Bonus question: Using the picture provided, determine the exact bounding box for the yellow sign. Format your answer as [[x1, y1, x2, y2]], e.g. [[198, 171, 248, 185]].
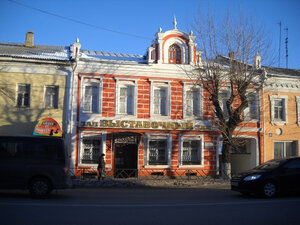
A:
[[81, 120, 209, 131]]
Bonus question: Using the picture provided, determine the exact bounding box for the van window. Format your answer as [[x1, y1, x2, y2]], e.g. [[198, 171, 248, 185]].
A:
[[0, 138, 64, 160]]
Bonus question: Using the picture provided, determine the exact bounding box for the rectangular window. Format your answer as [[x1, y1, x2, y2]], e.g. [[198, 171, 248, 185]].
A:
[[274, 99, 284, 120], [219, 90, 229, 118], [149, 140, 167, 165], [45, 86, 58, 108], [83, 85, 98, 113], [296, 97, 300, 125], [81, 138, 101, 164], [244, 93, 259, 120], [274, 141, 298, 158], [153, 88, 167, 116], [16, 84, 30, 107], [182, 140, 201, 165], [185, 89, 201, 117], [119, 86, 134, 115]]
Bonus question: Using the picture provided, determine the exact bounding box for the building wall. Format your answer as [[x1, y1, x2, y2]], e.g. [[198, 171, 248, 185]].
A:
[[72, 70, 262, 176], [0, 72, 66, 136], [264, 90, 300, 161]]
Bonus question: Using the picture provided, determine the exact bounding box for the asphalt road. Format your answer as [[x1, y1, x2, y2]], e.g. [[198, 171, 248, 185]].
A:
[[0, 187, 299, 225]]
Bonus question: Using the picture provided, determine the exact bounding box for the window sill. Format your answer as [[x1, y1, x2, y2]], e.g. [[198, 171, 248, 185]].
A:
[[144, 165, 170, 169], [150, 115, 171, 120], [184, 116, 203, 120], [178, 165, 204, 168], [271, 120, 287, 126]]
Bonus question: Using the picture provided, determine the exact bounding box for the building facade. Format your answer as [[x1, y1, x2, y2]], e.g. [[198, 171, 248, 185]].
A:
[[0, 32, 70, 137], [263, 68, 300, 162], [67, 24, 263, 177]]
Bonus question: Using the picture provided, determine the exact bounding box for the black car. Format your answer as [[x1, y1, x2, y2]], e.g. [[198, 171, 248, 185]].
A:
[[231, 157, 300, 197], [0, 136, 72, 198]]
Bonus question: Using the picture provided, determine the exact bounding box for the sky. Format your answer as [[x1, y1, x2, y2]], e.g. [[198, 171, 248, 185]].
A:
[[0, 0, 299, 69]]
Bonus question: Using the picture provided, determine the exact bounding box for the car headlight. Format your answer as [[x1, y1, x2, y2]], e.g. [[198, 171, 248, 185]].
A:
[[243, 174, 262, 181]]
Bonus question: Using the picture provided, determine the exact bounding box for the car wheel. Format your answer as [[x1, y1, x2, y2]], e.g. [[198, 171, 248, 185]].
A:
[[29, 178, 52, 198], [262, 181, 277, 198]]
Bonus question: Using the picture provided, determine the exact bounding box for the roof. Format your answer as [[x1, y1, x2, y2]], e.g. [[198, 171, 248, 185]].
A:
[[265, 67, 300, 78], [80, 49, 146, 64], [217, 55, 300, 78], [0, 42, 70, 61]]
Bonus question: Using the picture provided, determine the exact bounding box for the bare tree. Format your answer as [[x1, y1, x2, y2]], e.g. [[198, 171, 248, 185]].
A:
[[189, 10, 273, 179]]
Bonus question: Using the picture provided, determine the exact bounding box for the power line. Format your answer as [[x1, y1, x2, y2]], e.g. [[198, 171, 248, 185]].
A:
[[8, 0, 152, 41]]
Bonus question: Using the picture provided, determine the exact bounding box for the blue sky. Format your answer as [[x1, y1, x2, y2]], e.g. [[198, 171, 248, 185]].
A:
[[0, 0, 299, 69]]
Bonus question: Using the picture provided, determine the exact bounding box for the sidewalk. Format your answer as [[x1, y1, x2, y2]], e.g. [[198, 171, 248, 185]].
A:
[[72, 177, 231, 189]]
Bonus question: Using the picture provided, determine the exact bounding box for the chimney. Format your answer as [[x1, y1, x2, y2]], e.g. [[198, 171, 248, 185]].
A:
[[25, 31, 34, 47], [228, 52, 234, 59]]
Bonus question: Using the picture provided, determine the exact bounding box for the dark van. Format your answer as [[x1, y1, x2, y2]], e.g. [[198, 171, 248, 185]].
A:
[[0, 136, 72, 197]]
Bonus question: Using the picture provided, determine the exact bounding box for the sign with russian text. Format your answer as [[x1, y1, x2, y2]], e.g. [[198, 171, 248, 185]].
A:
[[33, 118, 62, 137], [81, 120, 211, 131]]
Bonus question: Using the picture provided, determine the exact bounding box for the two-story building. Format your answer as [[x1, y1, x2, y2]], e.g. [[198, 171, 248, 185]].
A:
[[264, 68, 300, 161], [67, 23, 263, 177], [0, 32, 70, 137]]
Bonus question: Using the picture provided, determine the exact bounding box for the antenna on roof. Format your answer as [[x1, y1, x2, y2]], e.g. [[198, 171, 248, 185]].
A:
[[278, 22, 281, 68], [285, 26, 289, 69]]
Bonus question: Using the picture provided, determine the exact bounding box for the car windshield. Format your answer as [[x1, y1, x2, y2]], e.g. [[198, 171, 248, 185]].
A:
[[254, 159, 287, 170]]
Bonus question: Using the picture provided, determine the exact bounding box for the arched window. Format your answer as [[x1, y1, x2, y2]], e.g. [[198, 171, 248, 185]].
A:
[[168, 44, 181, 64]]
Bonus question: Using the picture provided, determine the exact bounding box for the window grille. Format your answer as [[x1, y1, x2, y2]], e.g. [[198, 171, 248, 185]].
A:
[[81, 139, 101, 164], [149, 140, 167, 165], [182, 140, 201, 165]]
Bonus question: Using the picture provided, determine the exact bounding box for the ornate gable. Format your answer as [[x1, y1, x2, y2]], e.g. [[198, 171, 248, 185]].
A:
[[147, 17, 201, 66]]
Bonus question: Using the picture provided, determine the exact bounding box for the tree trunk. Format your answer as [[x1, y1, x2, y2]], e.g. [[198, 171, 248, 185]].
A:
[[221, 142, 232, 180]]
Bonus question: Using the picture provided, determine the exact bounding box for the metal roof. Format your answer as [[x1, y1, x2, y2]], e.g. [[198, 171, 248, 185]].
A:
[[0, 42, 70, 61]]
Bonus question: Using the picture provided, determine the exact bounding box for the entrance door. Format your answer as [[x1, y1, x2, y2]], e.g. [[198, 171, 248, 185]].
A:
[[114, 143, 138, 178]]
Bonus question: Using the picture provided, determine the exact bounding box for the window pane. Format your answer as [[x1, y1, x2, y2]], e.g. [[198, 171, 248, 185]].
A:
[[127, 86, 134, 114], [83, 85, 98, 113], [274, 99, 284, 120], [45, 86, 58, 108], [186, 91, 193, 116], [154, 89, 160, 114], [274, 142, 284, 158], [160, 89, 166, 115], [193, 90, 200, 116], [17, 84, 30, 107], [286, 141, 298, 157]]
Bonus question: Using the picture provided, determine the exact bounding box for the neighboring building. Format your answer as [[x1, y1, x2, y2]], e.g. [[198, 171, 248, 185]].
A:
[[0, 32, 70, 137], [263, 68, 300, 162], [67, 21, 263, 177]]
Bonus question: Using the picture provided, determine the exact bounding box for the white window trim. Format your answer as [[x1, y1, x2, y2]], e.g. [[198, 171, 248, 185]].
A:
[[183, 84, 203, 119], [178, 134, 204, 168], [296, 96, 300, 126], [115, 80, 137, 117], [15, 83, 30, 107], [78, 131, 106, 167], [44, 85, 59, 109], [150, 81, 170, 118], [80, 77, 102, 114], [144, 133, 172, 168], [269, 94, 288, 126], [244, 90, 259, 121]]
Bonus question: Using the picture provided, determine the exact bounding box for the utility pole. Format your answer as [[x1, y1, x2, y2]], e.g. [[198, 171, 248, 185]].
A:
[[285, 27, 288, 69]]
